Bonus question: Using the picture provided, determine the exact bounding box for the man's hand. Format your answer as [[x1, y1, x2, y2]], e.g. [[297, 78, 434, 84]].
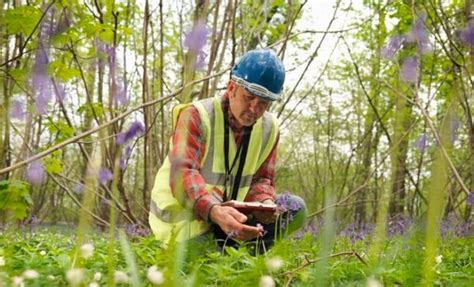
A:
[[209, 205, 263, 241]]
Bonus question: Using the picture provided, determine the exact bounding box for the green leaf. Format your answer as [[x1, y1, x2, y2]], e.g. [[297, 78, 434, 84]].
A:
[[44, 157, 64, 174], [46, 119, 75, 143], [77, 103, 104, 118], [0, 180, 31, 220], [4, 6, 41, 36], [48, 60, 81, 82]]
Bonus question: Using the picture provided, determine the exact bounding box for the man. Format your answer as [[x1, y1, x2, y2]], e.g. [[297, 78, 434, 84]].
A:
[[149, 49, 306, 250]]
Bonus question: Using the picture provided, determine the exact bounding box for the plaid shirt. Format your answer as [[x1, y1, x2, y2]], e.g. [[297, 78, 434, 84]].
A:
[[169, 93, 278, 222]]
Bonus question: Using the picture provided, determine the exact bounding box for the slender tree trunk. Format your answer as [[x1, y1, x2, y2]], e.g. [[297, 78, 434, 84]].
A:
[[142, 0, 153, 217], [465, 0, 474, 220], [0, 0, 7, 180]]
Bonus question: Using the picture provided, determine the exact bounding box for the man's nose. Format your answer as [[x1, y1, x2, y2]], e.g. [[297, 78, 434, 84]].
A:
[[248, 99, 259, 112]]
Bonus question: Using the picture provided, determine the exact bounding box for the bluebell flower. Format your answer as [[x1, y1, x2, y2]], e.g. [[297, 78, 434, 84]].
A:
[[467, 192, 474, 206], [400, 56, 419, 84], [381, 35, 405, 59], [450, 116, 460, 143], [74, 183, 85, 194], [414, 133, 428, 152], [183, 20, 209, 70], [9, 99, 26, 120], [183, 20, 208, 52], [26, 161, 45, 185], [407, 13, 431, 53], [114, 82, 129, 106], [460, 23, 474, 46], [98, 168, 113, 184], [116, 121, 145, 145]]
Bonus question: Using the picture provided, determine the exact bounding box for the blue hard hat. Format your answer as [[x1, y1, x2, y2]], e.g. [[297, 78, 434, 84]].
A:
[[231, 49, 285, 101]]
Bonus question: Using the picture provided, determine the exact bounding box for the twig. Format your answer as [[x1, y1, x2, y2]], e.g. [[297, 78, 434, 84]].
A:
[[0, 69, 229, 175], [281, 250, 368, 277]]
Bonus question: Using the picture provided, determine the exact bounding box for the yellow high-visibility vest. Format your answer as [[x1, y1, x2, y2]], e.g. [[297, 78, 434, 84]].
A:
[[148, 96, 278, 245]]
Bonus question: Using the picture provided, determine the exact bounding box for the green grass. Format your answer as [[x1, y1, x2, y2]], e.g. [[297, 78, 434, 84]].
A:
[[0, 226, 472, 286]]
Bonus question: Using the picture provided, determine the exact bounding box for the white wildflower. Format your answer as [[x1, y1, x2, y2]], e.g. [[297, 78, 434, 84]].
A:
[[40, 250, 46, 256], [266, 256, 284, 272], [114, 271, 130, 284], [93, 272, 102, 281], [259, 275, 275, 287], [147, 265, 165, 285], [22, 269, 39, 279], [80, 243, 94, 259], [12, 276, 24, 287], [367, 277, 383, 287], [435, 255, 443, 264], [66, 268, 85, 286], [88, 282, 100, 287], [0, 256, 5, 266]]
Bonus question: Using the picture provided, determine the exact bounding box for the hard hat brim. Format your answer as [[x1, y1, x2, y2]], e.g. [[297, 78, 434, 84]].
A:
[[231, 75, 281, 102]]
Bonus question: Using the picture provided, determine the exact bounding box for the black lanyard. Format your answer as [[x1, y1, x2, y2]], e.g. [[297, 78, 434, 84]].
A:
[[223, 107, 253, 201]]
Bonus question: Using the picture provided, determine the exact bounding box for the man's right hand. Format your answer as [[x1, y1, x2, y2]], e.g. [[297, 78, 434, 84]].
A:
[[209, 205, 263, 241]]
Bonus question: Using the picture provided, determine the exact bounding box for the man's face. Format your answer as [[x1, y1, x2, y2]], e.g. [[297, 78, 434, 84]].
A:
[[228, 81, 271, 128]]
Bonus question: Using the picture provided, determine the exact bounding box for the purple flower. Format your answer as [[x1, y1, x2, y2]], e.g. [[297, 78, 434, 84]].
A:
[[460, 24, 474, 46], [114, 82, 129, 106], [55, 83, 67, 104], [26, 161, 45, 185], [387, 216, 412, 237], [450, 116, 460, 143], [441, 212, 473, 238], [183, 20, 208, 52], [194, 50, 207, 70], [183, 20, 209, 70], [98, 168, 113, 184], [467, 193, 474, 206], [275, 193, 303, 228], [74, 183, 85, 194], [118, 159, 125, 170], [9, 99, 26, 120], [400, 56, 419, 84], [31, 215, 40, 225], [381, 35, 405, 59], [295, 222, 318, 240], [414, 133, 428, 151], [119, 146, 133, 170], [340, 222, 373, 242], [32, 44, 52, 115], [125, 224, 150, 237], [227, 230, 239, 238], [116, 121, 145, 145], [407, 13, 431, 53], [116, 132, 127, 145]]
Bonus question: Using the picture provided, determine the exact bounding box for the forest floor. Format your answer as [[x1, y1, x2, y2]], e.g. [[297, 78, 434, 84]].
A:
[[0, 222, 473, 286]]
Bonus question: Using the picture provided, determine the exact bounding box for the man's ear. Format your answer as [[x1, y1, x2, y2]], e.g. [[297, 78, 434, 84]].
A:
[[227, 80, 235, 92]]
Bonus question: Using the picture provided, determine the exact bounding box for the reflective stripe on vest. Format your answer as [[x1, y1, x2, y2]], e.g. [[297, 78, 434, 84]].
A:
[[148, 96, 278, 244]]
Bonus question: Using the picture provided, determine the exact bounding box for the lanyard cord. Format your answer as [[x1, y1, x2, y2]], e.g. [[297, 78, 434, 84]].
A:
[[223, 106, 253, 201]]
